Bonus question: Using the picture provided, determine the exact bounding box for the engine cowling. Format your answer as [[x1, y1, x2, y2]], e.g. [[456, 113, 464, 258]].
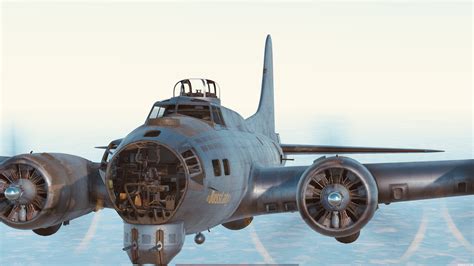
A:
[[296, 156, 378, 240], [0, 153, 102, 233]]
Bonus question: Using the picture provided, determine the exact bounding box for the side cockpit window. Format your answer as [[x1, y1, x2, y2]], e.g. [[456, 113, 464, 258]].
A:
[[211, 106, 225, 126]]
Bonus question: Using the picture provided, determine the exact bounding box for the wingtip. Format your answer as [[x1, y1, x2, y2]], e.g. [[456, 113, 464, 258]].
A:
[[426, 149, 444, 153], [94, 146, 108, 149]]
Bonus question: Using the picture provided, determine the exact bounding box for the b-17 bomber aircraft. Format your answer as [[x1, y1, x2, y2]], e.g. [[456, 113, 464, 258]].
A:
[[0, 35, 473, 265]]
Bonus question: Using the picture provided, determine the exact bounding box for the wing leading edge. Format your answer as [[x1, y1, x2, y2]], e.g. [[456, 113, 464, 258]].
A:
[[280, 144, 443, 154]]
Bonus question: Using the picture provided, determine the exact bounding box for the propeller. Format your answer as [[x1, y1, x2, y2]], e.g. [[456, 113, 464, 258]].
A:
[[0, 126, 46, 223], [75, 199, 104, 253], [75, 140, 118, 252], [0, 163, 47, 223]]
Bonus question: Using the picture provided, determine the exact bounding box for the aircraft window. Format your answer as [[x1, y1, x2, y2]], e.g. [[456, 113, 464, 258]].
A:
[[149, 105, 176, 119], [181, 149, 202, 176], [149, 106, 165, 119], [222, 159, 230, 175], [177, 105, 211, 121], [211, 106, 225, 126], [212, 159, 222, 176], [181, 150, 194, 158], [179, 80, 204, 97], [144, 130, 161, 137], [173, 79, 220, 98], [180, 80, 192, 96], [163, 105, 176, 116], [206, 80, 217, 98]]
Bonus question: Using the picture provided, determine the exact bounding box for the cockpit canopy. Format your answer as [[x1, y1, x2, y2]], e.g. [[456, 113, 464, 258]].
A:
[[173, 79, 220, 101], [147, 79, 225, 126], [148, 104, 225, 127], [148, 103, 225, 126]]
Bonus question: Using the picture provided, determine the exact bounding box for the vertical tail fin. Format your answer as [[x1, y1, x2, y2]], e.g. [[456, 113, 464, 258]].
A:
[[246, 35, 278, 142]]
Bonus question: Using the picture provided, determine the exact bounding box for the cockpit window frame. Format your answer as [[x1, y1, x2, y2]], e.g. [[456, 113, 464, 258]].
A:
[[148, 106, 165, 119], [173, 79, 221, 99], [176, 104, 212, 122], [147, 103, 176, 121], [147, 100, 226, 127], [210, 105, 226, 127]]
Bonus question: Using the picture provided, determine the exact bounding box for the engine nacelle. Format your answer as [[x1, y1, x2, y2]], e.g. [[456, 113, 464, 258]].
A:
[[0, 153, 102, 232], [297, 156, 378, 239]]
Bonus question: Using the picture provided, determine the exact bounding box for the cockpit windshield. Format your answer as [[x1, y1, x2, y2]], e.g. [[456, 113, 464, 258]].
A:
[[149, 106, 165, 118], [148, 103, 222, 124], [148, 104, 217, 124], [176, 105, 211, 121], [148, 105, 175, 119]]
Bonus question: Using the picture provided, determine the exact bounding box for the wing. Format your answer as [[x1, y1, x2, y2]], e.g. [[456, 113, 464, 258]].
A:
[[365, 159, 473, 203], [280, 144, 443, 154], [227, 157, 473, 241]]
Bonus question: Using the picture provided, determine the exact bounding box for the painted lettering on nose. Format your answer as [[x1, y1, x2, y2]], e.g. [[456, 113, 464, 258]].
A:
[[206, 190, 231, 204]]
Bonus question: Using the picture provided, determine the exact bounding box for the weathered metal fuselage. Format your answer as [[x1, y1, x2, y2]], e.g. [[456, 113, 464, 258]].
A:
[[105, 96, 282, 234]]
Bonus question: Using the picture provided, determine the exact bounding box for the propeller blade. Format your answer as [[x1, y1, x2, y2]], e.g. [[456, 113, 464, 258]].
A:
[[75, 199, 104, 253]]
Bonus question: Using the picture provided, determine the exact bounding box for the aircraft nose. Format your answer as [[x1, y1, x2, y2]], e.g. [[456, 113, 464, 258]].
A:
[[105, 140, 188, 224]]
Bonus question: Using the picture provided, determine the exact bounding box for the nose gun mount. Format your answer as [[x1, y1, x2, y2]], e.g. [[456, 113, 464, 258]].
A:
[[123, 222, 185, 265], [105, 141, 188, 225]]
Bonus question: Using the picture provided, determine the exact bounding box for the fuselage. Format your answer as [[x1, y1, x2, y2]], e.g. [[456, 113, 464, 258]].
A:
[[104, 95, 283, 234]]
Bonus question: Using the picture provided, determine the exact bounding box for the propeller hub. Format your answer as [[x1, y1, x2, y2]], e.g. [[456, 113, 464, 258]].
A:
[[4, 186, 22, 201], [327, 191, 343, 207], [2, 178, 37, 204], [320, 184, 350, 211]]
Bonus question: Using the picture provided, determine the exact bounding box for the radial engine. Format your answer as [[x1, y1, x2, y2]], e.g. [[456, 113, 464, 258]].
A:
[[297, 156, 378, 243], [0, 153, 105, 236]]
